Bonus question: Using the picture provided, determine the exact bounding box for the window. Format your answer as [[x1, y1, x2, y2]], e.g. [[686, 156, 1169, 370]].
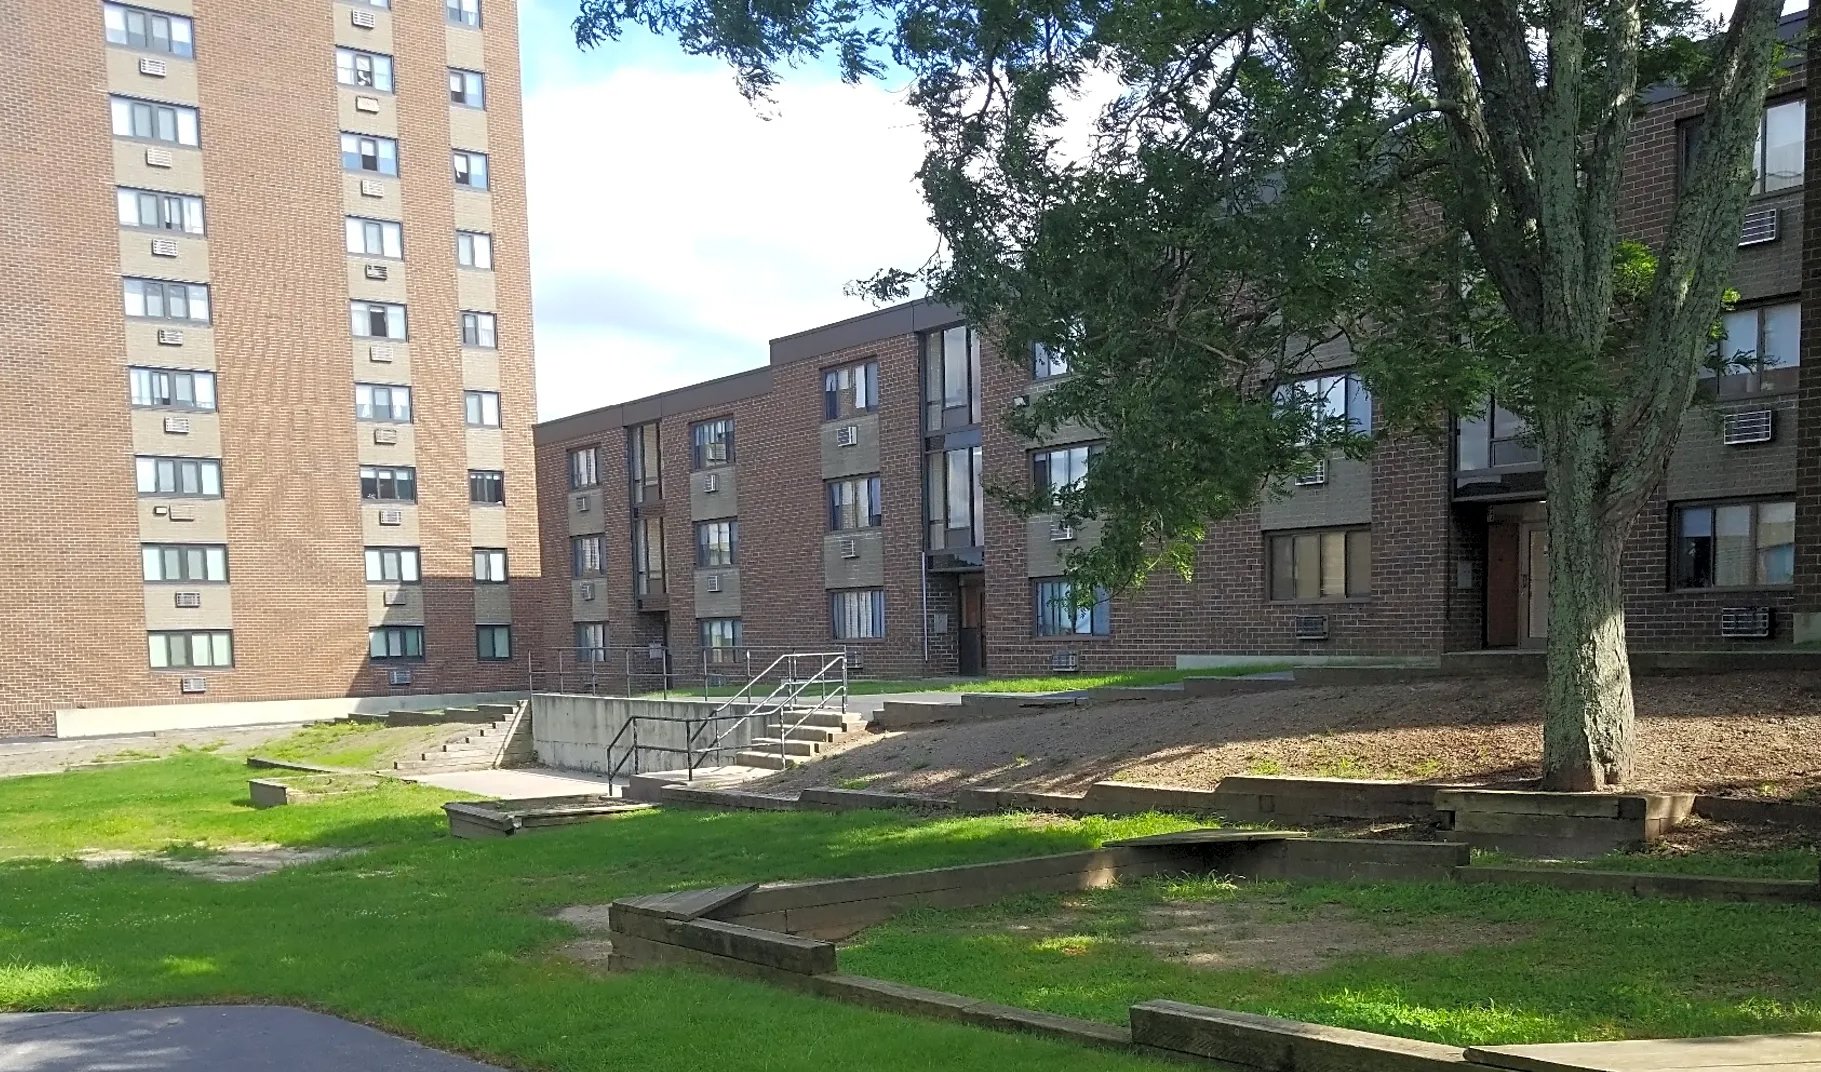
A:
[[141, 544, 227, 583], [1032, 443, 1103, 497], [468, 469, 505, 504], [369, 625, 424, 660], [575, 622, 607, 662], [629, 423, 661, 503], [461, 311, 497, 348], [117, 188, 203, 234], [923, 324, 982, 431], [110, 96, 199, 146], [1711, 301, 1800, 396], [360, 464, 417, 502], [1675, 500, 1794, 589], [363, 546, 420, 583], [129, 367, 215, 410], [926, 445, 984, 550], [568, 446, 600, 489], [446, 0, 481, 27], [341, 132, 398, 176], [1275, 371, 1373, 436], [345, 217, 403, 259], [1455, 400, 1538, 471], [453, 149, 489, 189], [571, 535, 604, 577], [335, 48, 394, 92], [830, 589, 885, 640], [1268, 528, 1372, 601], [695, 520, 737, 567], [476, 625, 511, 660], [472, 547, 508, 583], [104, 3, 194, 57], [456, 230, 493, 269], [827, 475, 883, 531], [691, 417, 733, 468], [123, 278, 209, 323], [1033, 341, 1070, 379], [355, 383, 412, 422], [1683, 98, 1806, 195], [634, 517, 666, 596], [700, 618, 742, 665], [351, 301, 407, 339], [464, 390, 501, 427], [135, 456, 221, 497], [822, 360, 879, 419], [449, 68, 486, 107], [1033, 578, 1110, 636], [149, 630, 232, 669]]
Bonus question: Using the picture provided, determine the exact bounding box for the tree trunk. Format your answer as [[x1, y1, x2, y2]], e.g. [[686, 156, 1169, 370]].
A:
[[1539, 427, 1636, 791]]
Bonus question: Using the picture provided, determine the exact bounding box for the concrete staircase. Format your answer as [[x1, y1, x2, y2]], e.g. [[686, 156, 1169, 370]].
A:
[[735, 707, 870, 770], [391, 702, 533, 774]]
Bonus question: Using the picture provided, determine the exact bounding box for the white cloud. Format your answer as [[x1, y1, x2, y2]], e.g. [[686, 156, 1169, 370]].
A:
[[524, 67, 936, 420]]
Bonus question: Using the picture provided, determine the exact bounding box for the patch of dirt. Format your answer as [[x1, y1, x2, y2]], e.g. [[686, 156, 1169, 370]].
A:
[[0, 725, 303, 779], [553, 904, 615, 932], [770, 672, 1821, 800], [77, 843, 355, 882], [1624, 816, 1821, 862], [1132, 900, 1532, 974]]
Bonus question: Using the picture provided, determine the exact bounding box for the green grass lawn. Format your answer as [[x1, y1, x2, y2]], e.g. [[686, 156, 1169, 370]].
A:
[[655, 664, 1290, 700], [843, 875, 1821, 1045], [253, 720, 463, 771]]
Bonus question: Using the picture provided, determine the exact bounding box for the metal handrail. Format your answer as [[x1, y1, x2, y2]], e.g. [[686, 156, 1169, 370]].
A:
[[698, 651, 848, 771]]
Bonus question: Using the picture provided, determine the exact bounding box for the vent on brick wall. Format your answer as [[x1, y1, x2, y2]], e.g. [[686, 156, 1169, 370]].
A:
[[359, 178, 384, 198], [388, 668, 413, 686], [156, 328, 184, 346], [150, 238, 179, 258], [702, 472, 719, 493], [1294, 615, 1330, 641], [705, 573, 723, 593], [372, 427, 397, 445], [706, 442, 728, 463], [1049, 522, 1075, 542], [350, 7, 377, 27], [145, 147, 173, 168], [580, 580, 596, 601], [172, 591, 201, 609], [835, 425, 858, 447], [364, 263, 388, 281], [1720, 606, 1771, 639], [846, 647, 865, 671], [378, 508, 403, 526], [575, 494, 591, 513], [1050, 650, 1080, 673], [382, 589, 408, 607], [367, 344, 393, 363], [1295, 460, 1328, 487], [180, 676, 207, 694], [355, 95, 381, 113], [1721, 408, 1774, 446], [1739, 208, 1779, 247], [162, 415, 190, 435], [138, 57, 167, 77], [839, 537, 858, 559]]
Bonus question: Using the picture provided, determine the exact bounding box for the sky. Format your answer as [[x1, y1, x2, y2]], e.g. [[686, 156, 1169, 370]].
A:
[[520, 0, 1806, 421]]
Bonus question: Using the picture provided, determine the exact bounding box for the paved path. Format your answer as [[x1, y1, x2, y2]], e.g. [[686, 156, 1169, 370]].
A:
[[0, 1006, 506, 1071], [1467, 1032, 1821, 1071], [408, 765, 622, 798]]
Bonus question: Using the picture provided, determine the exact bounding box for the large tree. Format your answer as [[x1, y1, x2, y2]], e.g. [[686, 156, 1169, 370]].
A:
[[576, 0, 1791, 790]]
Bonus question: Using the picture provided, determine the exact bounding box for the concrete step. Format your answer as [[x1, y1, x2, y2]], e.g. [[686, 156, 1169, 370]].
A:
[[767, 725, 840, 745], [748, 737, 819, 758], [476, 703, 518, 716], [427, 746, 498, 760], [733, 750, 805, 770], [790, 710, 867, 731], [392, 758, 495, 772]]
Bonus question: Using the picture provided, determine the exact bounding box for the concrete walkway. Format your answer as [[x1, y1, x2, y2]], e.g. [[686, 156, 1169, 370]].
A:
[[407, 765, 622, 798], [0, 1006, 505, 1071]]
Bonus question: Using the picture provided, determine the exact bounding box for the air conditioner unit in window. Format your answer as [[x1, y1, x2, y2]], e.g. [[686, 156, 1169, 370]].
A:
[[378, 508, 403, 526], [355, 95, 381, 113], [163, 416, 191, 435], [839, 537, 858, 559], [359, 178, 384, 198], [180, 676, 207, 694], [1739, 208, 1779, 247], [1721, 408, 1774, 446], [364, 263, 388, 280], [845, 647, 865, 671], [144, 148, 173, 168], [388, 668, 413, 686], [350, 8, 377, 27], [156, 328, 184, 346], [138, 57, 167, 77], [706, 442, 728, 463], [367, 344, 393, 363], [172, 591, 202, 608], [705, 573, 723, 593], [382, 589, 408, 607], [702, 473, 719, 493], [1294, 615, 1330, 641], [372, 427, 398, 445], [1295, 460, 1328, 487], [150, 238, 179, 258], [1049, 522, 1075, 542], [580, 581, 596, 601], [1719, 606, 1772, 639], [167, 504, 196, 522], [575, 494, 591, 513], [1050, 651, 1080, 673], [835, 425, 859, 447]]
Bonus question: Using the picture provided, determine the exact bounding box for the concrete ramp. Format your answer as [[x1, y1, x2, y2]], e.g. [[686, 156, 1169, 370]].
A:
[[1466, 1033, 1821, 1071]]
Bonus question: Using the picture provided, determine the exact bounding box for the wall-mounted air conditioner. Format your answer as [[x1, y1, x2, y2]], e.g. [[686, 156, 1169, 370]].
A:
[[1721, 409, 1774, 446], [705, 573, 723, 593], [372, 427, 398, 445], [1294, 615, 1329, 641], [163, 416, 191, 435], [1719, 607, 1771, 639], [139, 58, 167, 77], [364, 263, 388, 280], [1739, 208, 1779, 247], [835, 425, 858, 447], [1050, 651, 1079, 672], [172, 591, 201, 608], [1295, 460, 1328, 487], [839, 537, 858, 559], [156, 328, 184, 346], [150, 238, 179, 258], [378, 508, 403, 526]]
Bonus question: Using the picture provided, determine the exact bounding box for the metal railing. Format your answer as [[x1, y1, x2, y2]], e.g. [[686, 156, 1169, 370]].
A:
[[694, 651, 848, 773], [526, 645, 673, 698]]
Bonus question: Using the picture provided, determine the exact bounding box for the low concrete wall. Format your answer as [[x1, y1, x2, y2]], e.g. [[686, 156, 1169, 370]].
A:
[[55, 690, 527, 738], [1695, 795, 1821, 832], [1436, 789, 1694, 857], [1458, 865, 1821, 904], [531, 693, 761, 775], [1131, 1000, 1488, 1070]]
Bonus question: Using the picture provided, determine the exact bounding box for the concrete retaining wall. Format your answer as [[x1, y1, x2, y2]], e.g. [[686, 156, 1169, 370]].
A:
[[1436, 789, 1694, 857], [55, 690, 528, 738], [531, 693, 761, 775]]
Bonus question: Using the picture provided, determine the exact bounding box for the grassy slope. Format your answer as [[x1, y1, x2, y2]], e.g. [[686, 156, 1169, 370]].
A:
[[254, 721, 463, 771], [0, 754, 1190, 1072], [843, 876, 1821, 1045]]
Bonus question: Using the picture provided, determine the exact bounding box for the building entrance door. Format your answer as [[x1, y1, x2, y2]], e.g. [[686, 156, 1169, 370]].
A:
[[1520, 521, 1549, 644], [957, 576, 985, 677]]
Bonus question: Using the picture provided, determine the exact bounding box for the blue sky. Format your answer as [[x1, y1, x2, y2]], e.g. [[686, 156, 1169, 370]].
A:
[[515, 0, 934, 419]]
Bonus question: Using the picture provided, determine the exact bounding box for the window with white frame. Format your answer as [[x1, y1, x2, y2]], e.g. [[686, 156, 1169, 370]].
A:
[[448, 68, 486, 107], [830, 589, 885, 640], [335, 47, 394, 92], [463, 390, 501, 427], [117, 188, 203, 234], [355, 383, 412, 422], [104, 3, 194, 57], [141, 544, 227, 583], [460, 311, 496, 348], [110, 96, 199, 146], [345, 217, 403, 259], [472, 547, 507, 583], [129, 367, 215, 410], [456, 230, 493, 269], [124, 278, 209, 323], [1033, 578, 1110, 636], [149, 630, 232, 669], [363, 546, 420, 583], [340, 132, 398, 176], [351, 301, 407, 339], [135, 455, 221, 497]]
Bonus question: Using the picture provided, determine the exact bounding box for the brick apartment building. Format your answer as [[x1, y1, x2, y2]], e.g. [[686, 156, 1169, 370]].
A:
[[533, 14, 1817, 685], [0, 0, 538, 734]]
